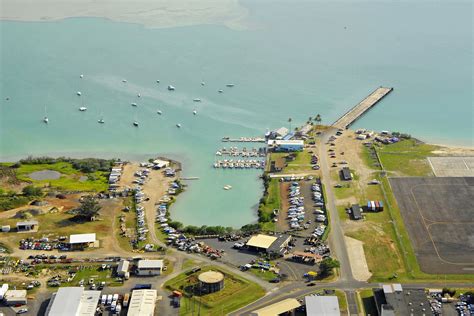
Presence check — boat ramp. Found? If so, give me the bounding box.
[332,87,393,130]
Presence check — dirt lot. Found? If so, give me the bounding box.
[390,177,474,274]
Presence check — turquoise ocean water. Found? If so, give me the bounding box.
[1,1,472,227]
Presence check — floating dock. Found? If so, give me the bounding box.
[332,87,393,130]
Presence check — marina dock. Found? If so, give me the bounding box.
[222,137,266,143]
[332,87,393,129]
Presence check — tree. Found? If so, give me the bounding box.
[319,257,340,277]
[314,114,322,125]
[288,117,292,130]
[22,185,42,197]
[168,221,183,230]
[75,195,101,221]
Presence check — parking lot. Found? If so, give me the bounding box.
[390,177,474,274]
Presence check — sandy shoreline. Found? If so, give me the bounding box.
[0,0,249,30]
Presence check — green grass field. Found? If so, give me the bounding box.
[259,178,280,231]
[164,265,265,315]
[14,162,108,192]
[375,139,438,177]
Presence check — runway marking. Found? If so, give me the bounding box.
[409,184,474,266]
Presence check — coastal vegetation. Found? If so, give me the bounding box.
[164,265,265,315]
[257,175,280,231]
[375,139,438,177]
[1,157,114,193]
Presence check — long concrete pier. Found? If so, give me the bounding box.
[332,87,393,129]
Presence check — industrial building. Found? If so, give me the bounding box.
[16,220,38,232]
[45,287,101,316]
[136,259,163,276]
[3,289,27,306]
[250,298,301,316]
[305,295,341,316]
[246,234,291,255]
[68,233,97,250]
[127,289,157,316]
[198,270,225,293]
[267,140,304,152]
[373,284,430,316]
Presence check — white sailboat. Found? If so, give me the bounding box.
[193,110,197,115]
[76,91,82,96]
[78,93,87,111]
[168,85,175,91]
[176,123,181,128]
[43,105,49,124]
[157,110,162,115]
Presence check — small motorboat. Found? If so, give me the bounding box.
[98,118,105,124]
[43,116,49,124]
[226,83,235,87]
[157,110,162,115]
[79,107,87,111]
[193,110,197,115]
[137,93,141,98]
[122,79,127,83]
[223,185,232,190]
[193,98,201,102]
[201,81,205,86]
[168,85,175,91]
[133,121,139,127]
[76,91,82,96]
[218,89,223,93]
[131,102,138,107]
[156,80,160,83]
[176,123,181,128]
[80,74,84,78]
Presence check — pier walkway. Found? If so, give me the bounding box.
[332,86,393,129]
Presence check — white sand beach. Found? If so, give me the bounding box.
[0,0,249,29]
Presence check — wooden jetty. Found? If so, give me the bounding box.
[180,177,199,180]
[332,87,393,129]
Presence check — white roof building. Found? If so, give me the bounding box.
[69,233,96,244]
[137,259,163,270]
[46,287,101,316]
[305,295,341,316]
[127,289,157,316]
[117,259,130,276]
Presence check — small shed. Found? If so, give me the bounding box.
[116,259,130,277]
[340,167,352,181]
[16,220,38,232]
[350,204,362,220]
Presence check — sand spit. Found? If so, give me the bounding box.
[0,0,249,30]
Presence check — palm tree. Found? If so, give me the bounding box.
[288,117,292,130]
